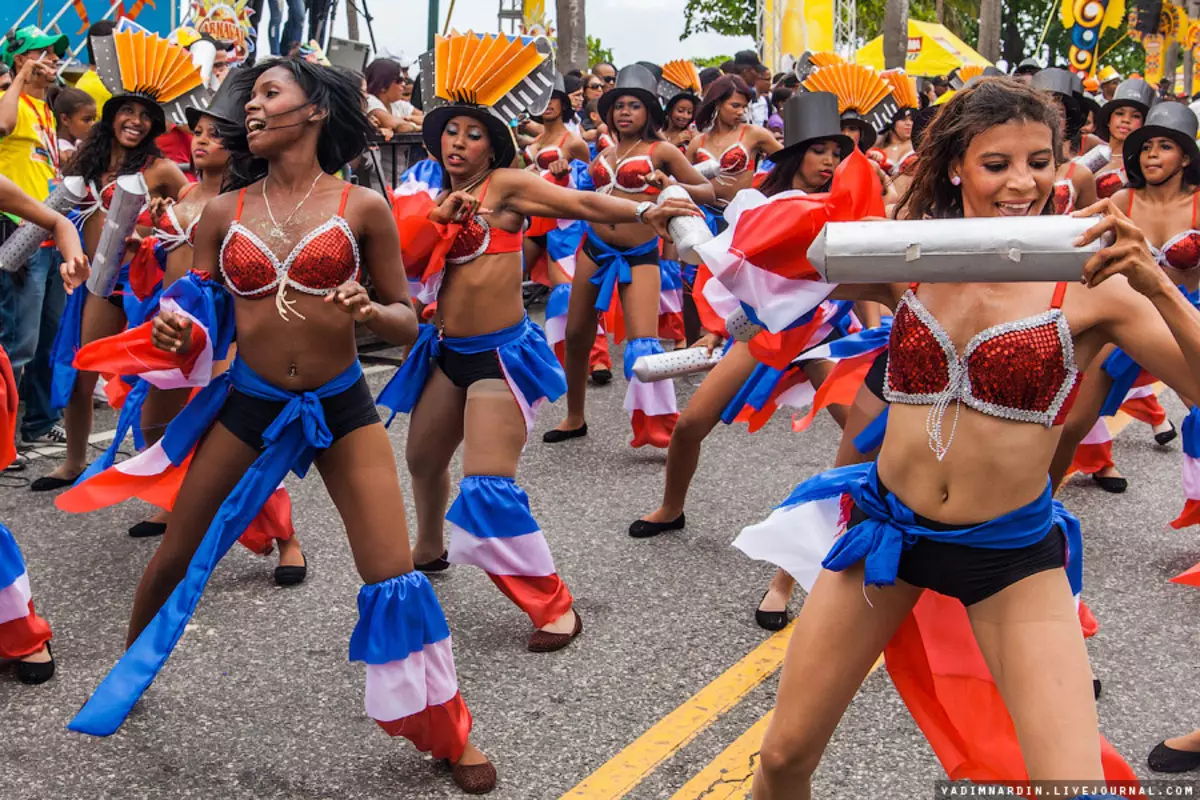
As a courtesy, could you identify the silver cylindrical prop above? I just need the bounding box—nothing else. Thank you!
[806,215,1114,284]
[0,177,88,273]
[1076,144,1112,174]
[694,159,722,179]
[725,306,764,343]
[631,346,723,382]
[659,184,713,265]
[87,174,147,298]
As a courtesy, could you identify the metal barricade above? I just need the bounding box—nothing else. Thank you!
[359,132,428,194]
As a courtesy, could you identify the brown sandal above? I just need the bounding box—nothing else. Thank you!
[447,758,497,794]
[527,610,583,653]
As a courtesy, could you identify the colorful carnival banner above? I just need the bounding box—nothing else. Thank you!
[2,1,173,54]
[1061,0,1126,77]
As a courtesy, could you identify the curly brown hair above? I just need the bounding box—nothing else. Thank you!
[894,78,1063,221]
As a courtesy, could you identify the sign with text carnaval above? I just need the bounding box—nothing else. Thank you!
[1,1,172,50]
[1061,0,1126,77]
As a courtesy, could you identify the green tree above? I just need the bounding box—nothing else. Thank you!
[692,54,732,68]
[587,35,614,67]
[681,0,755,39]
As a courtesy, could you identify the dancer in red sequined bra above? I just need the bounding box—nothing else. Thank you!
[1091,79,1155,200]
[387,37,701,655]
[40,87,187,493]
[687,76,781,209]
[728,79,1200,798]
[1052,100,1199,497]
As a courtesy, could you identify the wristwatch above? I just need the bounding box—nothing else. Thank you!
[634,201,654,224]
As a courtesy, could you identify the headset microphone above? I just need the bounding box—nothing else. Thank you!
[248,102,317,132]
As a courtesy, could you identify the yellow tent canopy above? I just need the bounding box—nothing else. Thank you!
[857,19,991,78]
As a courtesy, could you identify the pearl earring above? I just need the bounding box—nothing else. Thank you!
[950,175,962,186]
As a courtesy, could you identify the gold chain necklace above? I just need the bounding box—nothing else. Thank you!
[263,171,324,244]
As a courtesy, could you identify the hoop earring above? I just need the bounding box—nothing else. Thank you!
[950,175,962,186]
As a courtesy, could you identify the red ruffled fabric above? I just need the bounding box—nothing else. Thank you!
[376,691,474,763]
[128,236,165,302]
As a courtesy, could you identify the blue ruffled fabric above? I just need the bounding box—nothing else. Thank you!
[49,286,86,412]
[397,158,444,191]
[376,317,566,425]
[568,159,594,192]
[545,283,571,321]
[623,337,664,382]
[1099,285,1200,417]
[721,362,787,425]
[584,232,659,312]
[0,521,27,591]
[349,571,451,665]
[546,220,587,264]
[853,406,889,454]
[660,258,684,293]
[446,475,539,540]
[76,379,150,484]
[777,462,1083,594]
[68,358,364,736]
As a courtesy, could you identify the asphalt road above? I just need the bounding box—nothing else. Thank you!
[2,336,1199,800]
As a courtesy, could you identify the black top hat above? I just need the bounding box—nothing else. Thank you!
[775,92,854,164]
[1015,57,1042,75]
[1096,78,1157,141]
[1031,66,1075,98]
[185,68,242,130]
[547,73,577,124]
[1123,101,1200,186]
[598,64,666,127]
[839,113,877,151]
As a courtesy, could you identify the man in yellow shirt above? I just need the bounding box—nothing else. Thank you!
[0,27,70,457]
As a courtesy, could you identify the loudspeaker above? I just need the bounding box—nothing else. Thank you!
[1132,0,1163,35]
[326,36,371,73]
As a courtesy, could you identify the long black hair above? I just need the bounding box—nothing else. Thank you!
[217,58,372,190]
[694,75,752,131]
[63,97,162,183]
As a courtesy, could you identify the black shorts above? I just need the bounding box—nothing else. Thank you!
[582,235,659,269]
[218,374,380,452]
[436,347,505,389]
[847,475,1067,606]
[864,350,888,401]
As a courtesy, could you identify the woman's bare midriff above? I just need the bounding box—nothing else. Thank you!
[438,252,526,338]
[232,295,360,389]
[713,171,752,205]
[875,403,1063,524]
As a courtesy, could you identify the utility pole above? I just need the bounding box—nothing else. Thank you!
[428,0,440,49]
[346,0,360,41]
[556,0,587,72]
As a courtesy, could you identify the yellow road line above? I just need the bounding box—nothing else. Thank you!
[560,622,795,799]
[669,656,885,800]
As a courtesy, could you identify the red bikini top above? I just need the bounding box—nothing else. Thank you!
[526,133,568,171]
[445,175,523,265]
[885,283,1080,443]
[1052,162,1077,216]
[1130,191,1200,272]
[219,183,359,319]
[78,175,152,227]
[695,128,750,176]
[590,142,661,196]
[1095,169,1126,199]
[152,184,198,253]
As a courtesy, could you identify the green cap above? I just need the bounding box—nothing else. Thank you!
[0,26,69,69]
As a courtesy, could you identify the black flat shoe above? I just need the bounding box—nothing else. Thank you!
[274,554,307,587]
[755,591,789,632]
[1092,474,1128,494]
[128,520,167,538]
[628,513,685,539]
[590,369,612,386]
[1093,678,1102,699]
[30,474,78,492]
[543,424,587,444]
[1155,421,1179,446]
[16,643,54,685]
[1149,740,1200,773]
[415,550,450,573]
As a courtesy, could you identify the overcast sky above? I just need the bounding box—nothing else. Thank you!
[249,0,753,68]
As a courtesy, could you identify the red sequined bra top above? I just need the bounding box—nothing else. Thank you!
[1130,191,1200,272]
[445,175,523,265]
[590,142,661,196]
[695,128,751,176]
[885,283,1080,456]
[526,133,568,170]
[1095,168,1126,199]
[219,183,359,320]
[1052,162,1077,215]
